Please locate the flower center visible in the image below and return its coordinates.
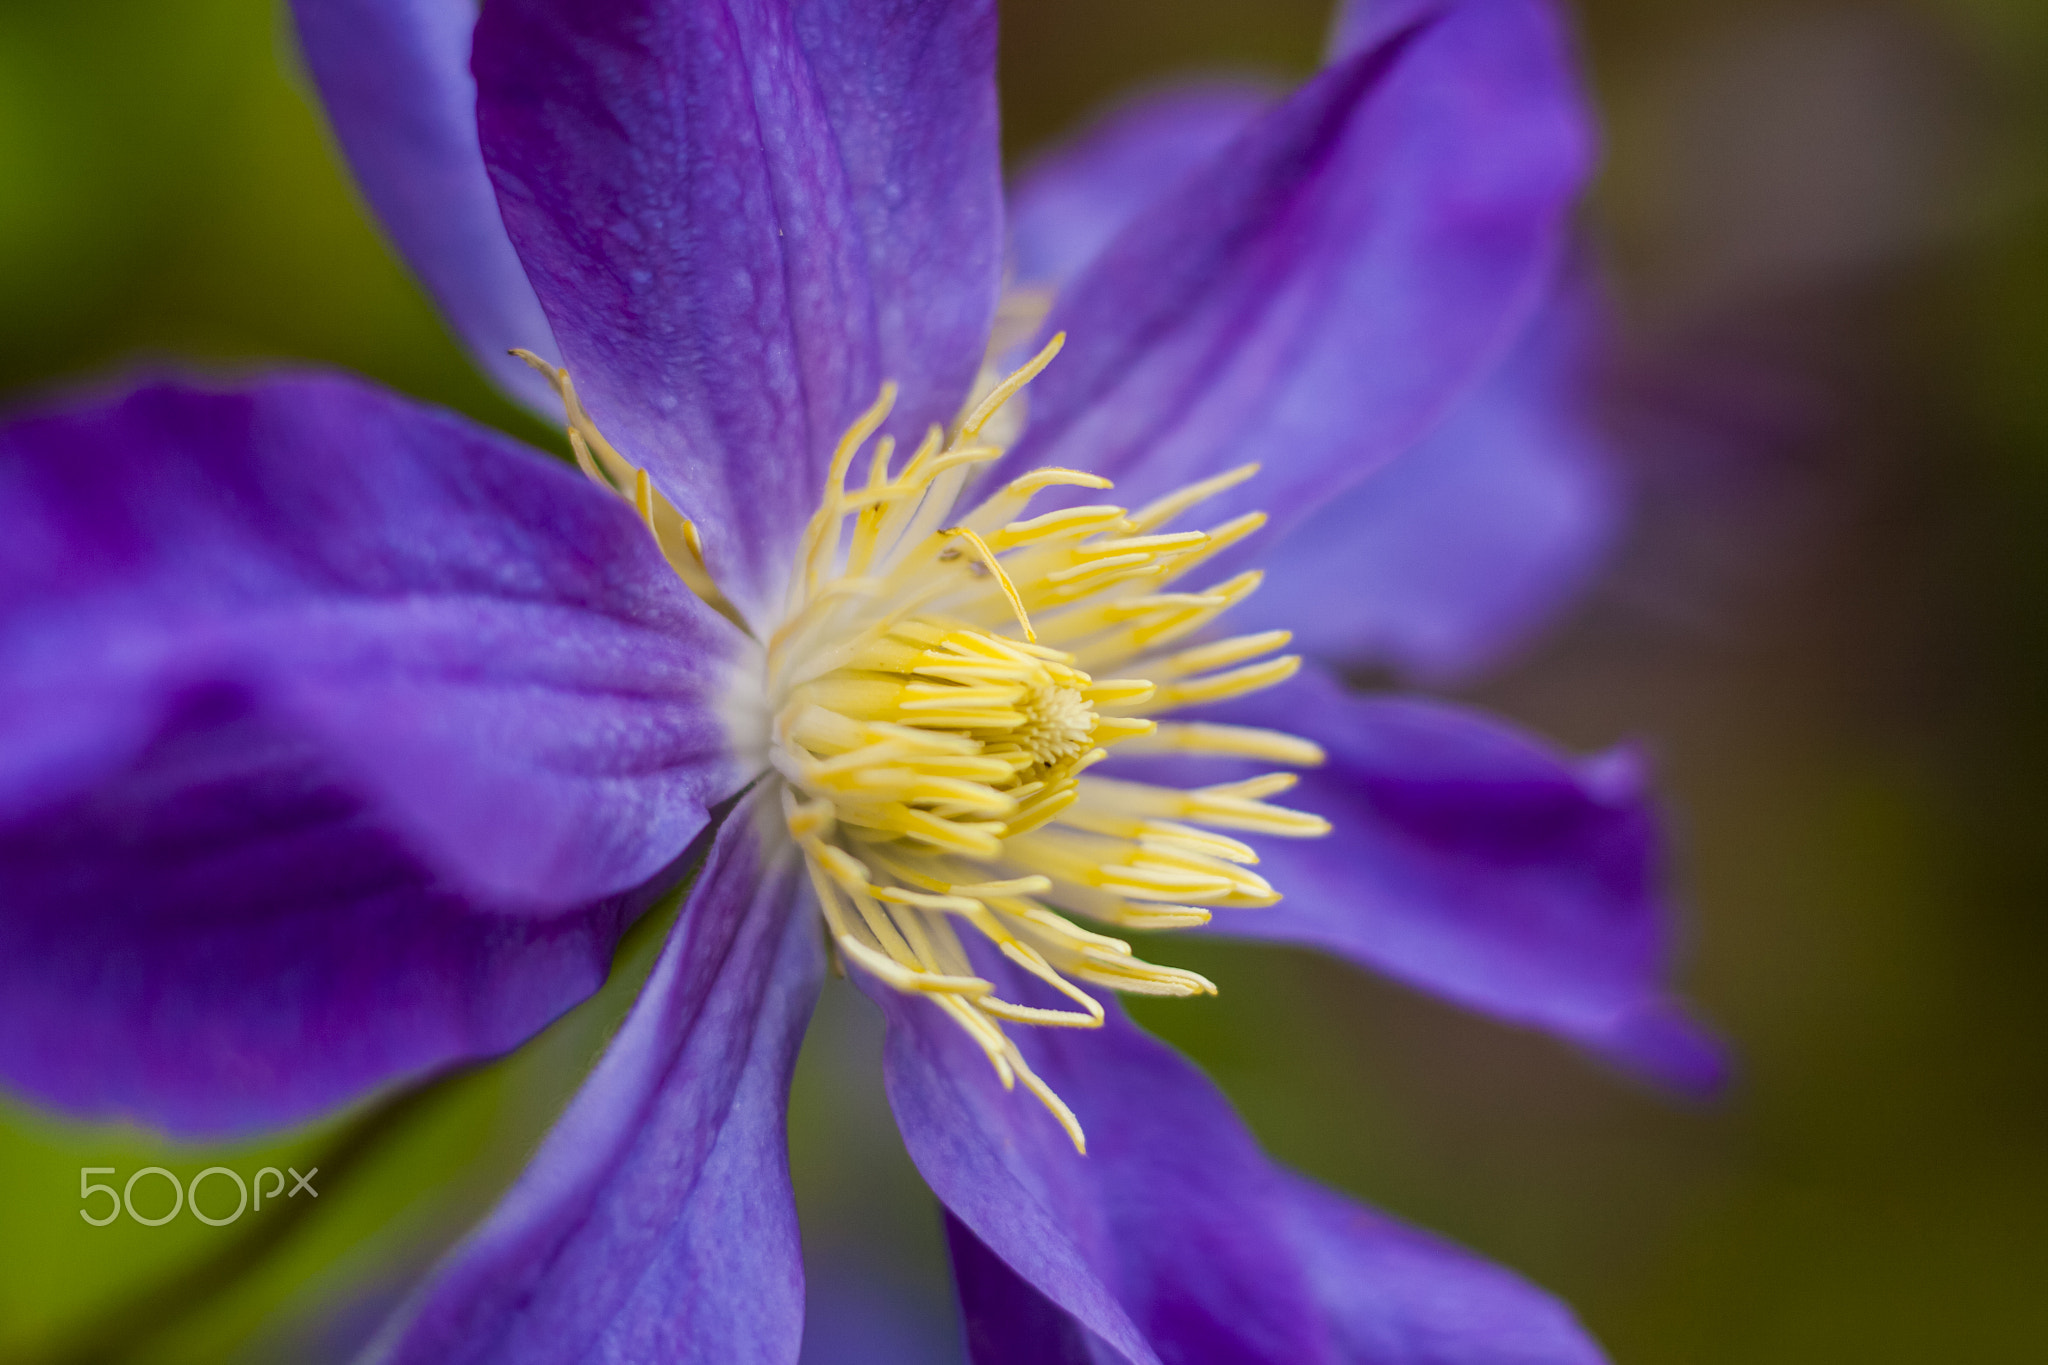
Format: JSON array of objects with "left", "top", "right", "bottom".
[
  {"left": 520, "top": 336, "right": 1328, "bottom": 1151},
  {"left": 777, "top": 620, "right": 1111, "bottom": 857},
  {"left": 1015, "top": 678, "right": 1094, "bottom": 769}
]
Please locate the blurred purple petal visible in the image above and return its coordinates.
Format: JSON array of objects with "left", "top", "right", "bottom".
[
  {"left": 869, "top": 972, "right": 1330, "bottom": 1365},
  {"left": 1579, "top": 997, "right": 1732, "bottom": 1097},
  {"left": 381, "top": 791, "right": 822, "bottom": 1364},
  {"left": 473, "top": 0, "right": 1001, "bottom": 619},
  {"left": 1279, "top": 1170, "right": 1607, "bottom": 1364},
  {"left": 0, "top": 375, "right": 743, "bottom": 909},
  {"left": 0, "top": 681, "right": 662, "bottom": 1134},
  {"left": 892, "top": 973, "right": 1609, "bottom": 1364},
  {"left": 800, "top": 1253, "right": 967, "bottom": 1365},
  {"left": 1008, "top": 81, "right": 1277, "bottom": 290},
  {"left": 289, "top": 0, "right": 562, "bottom": 412},
  {"left": 995, "top": 0, "right": 1593, "bottom": 563},
  {"left": 944, "top": 1173, "right": 1609, "bottom": 1365},
  {"left": 1158, "top": 667, "right": 1726, "bottom": 1093},
  {"left": 0, "top": 375, "right": 748, "bottom": 1131},
  {"left": 1332, "top": 0, "right": 1456, "bottom": 56},
  {"left": 1248, "top": 272, "right": 1621, "bottom": 682}
]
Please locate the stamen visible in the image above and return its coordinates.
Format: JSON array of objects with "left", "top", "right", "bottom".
[
  {"left": 1125, "top": 462, "right": 1259, "bottom": 533},
  {"left": 958, "top": 332, "right": 1064, "bottom": 443},
  {"left": 532, "top": 325, "right": 1329, "bottom": 1152},
  {"left": 941, "top": 527, "right": 1035, "bottom": 641},
  {"left": 511, "top": 349, "right": 638, "bottom": 491},
  {"left": 801, "top": 383, "right": 900, "bottom": 599},
  {"left": 515, "top": 349, "right": 754, "bottom": 635},
  {"left": 1105, "top": 722, "right": 1322, "bottom": 765},
  {"left": 1112, "top": 654, "right": 1303, "bottom": 714},
  {"left": 1149, "top": 631, "right": 1294, "bottom": 679}
]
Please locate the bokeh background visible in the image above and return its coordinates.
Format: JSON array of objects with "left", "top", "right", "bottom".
[{"left": 3, "top": 0, "right": 2046, "bottom": 1360}]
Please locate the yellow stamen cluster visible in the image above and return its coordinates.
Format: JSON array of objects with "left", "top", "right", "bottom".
[{"left": 521, "top": 336, "right": 1329, "bottom": 1153}]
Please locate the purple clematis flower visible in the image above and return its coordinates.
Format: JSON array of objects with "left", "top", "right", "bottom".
[{"left": 0, "top": 0, "right": 1725, "bottom": 1359}]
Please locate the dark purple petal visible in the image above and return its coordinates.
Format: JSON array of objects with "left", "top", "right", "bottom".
[
  {"left": 993, "top": 0, "right": 1592, "bottom": 567},
  {"left": 1277, "top": 1170, "right": 1607, "bottom": 1365},
  {"left": 0, "top": 376, "right": 748, "bottom": 1132},
  {"left": 945, "top": 1213, "right": 1098, "bottom": 1365},
  {"left": 1162, "top": 667, "right": 1726, "bottom": 1093},
  {"left": 867, "top": 970, "right": 1333, "bottom": 1365},
  {"left": 289, "top": 0, "right": 562, "bottom": 411},
  {"left": 474, "top": 0, "right": 1002, "bottom": 620},
  {"left": 1245, "top": 272, "right": 1621, "bottom": 682},
  {"left": 381, "top": 791, "right": 823, "bottom": 1364},
  {"left": 1008, "top": 82, "right": 1277, "bottom": 291}
]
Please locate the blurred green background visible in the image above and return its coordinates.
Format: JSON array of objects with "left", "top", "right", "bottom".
[{"left": 4, "top": 0, "right": 2047, "bottom": 1360}]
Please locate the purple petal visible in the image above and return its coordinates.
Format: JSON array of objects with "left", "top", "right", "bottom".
[
  {"left": 1332, "top": 0, "right": 1469, "bottom": 58},
  {"left": 0, "top": 375, "right": 748, "bottom": 1132},
  {"left": 1246, "top": 270, "right": 1621, "bottom": 682},
  {"left": 473, "top": 0, "right": 1002, "bottom": 620},
  {"left": 884, "top": 970, "right": 1606, "bottom": 1364},
  {"left": 0, "top": 374, "right": 743, "bottom": 907},
  {"left": 380, "top": 791, "right": 823, "bottom": 1364},
  {"left": 945, "top": 1178, "right": 1608, "bottom": 1365},
  {"left": 0, "top": 687, "right": 664, "bottom": 1134},
  {"left": 1158, "top": 667, "right": 1726, "bottom": 1094},
  {"left": 1277, "top": 1170, "right": 1607, "bottom": 1365},
  {"left": 802, "top": 1253, "right": 971, "bottom": 1365},
  {"left": 994, "top": 0, "right": 1592, "bottom": 567},
  {"left": 867, "top": 974, "right": 1328, "bottom": 1365},
  {"left": 1008, "top": 81, "right": 1278, "bottom": 291},
  {"left": 289, "top": 0, "right": 562, "bottom": 411},
  {"left": 945, "top": 1213, "right": 1097, "bottom": 1365}
]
